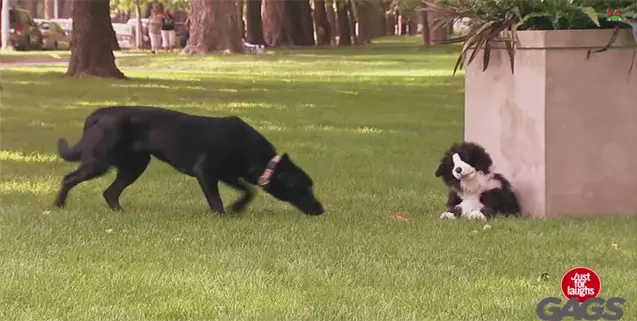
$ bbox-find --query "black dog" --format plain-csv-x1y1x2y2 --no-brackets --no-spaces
434,142,520,220
53,106,324,215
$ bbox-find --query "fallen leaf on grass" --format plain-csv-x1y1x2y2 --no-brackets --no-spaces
42,210,51,215
537,272,550,282
391,213,409,222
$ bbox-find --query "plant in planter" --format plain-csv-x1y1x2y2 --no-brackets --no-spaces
422,0,637,218
422,0,636,73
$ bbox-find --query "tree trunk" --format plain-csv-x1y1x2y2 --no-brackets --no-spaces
135,0,143,49
421,5,431,46
66,0,126,79
61,0,73,18
346,1,357,45
353,0,372,44
407,19,417,35
397,13,406,35
45,0,54,18
313,0,330,46
262,0,292,47
325,0,336,45
384,12,394,36
286,0,313,46
180,0,244,55
238,0,245,39
428,9,449,43
245,0,264,44
335,0,351,46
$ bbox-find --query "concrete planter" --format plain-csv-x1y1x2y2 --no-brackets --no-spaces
464,29,637,218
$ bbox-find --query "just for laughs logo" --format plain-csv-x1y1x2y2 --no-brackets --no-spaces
536,267,625,321
564,268,598,298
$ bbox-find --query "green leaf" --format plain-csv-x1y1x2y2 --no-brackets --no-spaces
580,6,600,27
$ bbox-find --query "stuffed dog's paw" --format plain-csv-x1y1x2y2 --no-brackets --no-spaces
464,210,487,220
440,212,456,220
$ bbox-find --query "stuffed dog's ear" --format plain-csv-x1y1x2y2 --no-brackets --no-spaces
435,163,445,177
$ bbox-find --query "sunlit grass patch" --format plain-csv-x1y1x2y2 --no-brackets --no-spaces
0,150,59,163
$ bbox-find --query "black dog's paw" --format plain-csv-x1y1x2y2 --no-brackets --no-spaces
224,205,245,214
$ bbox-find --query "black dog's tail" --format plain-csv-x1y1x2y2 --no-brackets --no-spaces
57,138,82,162
56,110,105,162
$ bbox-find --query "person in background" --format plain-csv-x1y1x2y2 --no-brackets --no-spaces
161,8,176,51
147,9,164,54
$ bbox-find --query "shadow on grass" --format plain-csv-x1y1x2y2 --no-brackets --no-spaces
1,68,463,114
0,58,464,155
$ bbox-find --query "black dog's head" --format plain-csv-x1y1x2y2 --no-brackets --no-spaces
434,142,493,188
259,153,324,215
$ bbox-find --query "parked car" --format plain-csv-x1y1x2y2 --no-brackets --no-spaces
112,23,135,49
126,18,150,49
0,7,43,50
34,19,71,50
48,18,73,37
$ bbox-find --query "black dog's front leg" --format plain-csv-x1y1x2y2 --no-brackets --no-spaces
222,178,255,213
195,176,225,213
193,156,225,214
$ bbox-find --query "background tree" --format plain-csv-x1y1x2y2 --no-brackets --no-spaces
421,1,431,46
286,0,314,45
347,0,358,44
352,0,380,44
61,0,73,17
237,0,245,38
45,0,54,18
180,0,244,55
336,0,352,46
262,0,291,47
245,0,265,45
325,0,337,44
66,0,126,79
313,0,330,46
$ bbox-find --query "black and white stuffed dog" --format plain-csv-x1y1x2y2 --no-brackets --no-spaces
434,142,521,220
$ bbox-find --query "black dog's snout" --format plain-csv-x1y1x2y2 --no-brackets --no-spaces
455,167,462,174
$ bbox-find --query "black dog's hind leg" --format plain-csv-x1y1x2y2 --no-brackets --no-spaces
102,153,151,211
221,178,255,213
193,155,225,214
54,162,111,208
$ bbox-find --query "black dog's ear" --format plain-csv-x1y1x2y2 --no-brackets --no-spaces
435,163,445,177
280,153,291,164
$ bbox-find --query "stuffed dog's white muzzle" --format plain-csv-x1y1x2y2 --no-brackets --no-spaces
452,153,475,180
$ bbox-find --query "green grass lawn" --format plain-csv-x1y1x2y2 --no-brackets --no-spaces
0,50,71,62
1,37,636,321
